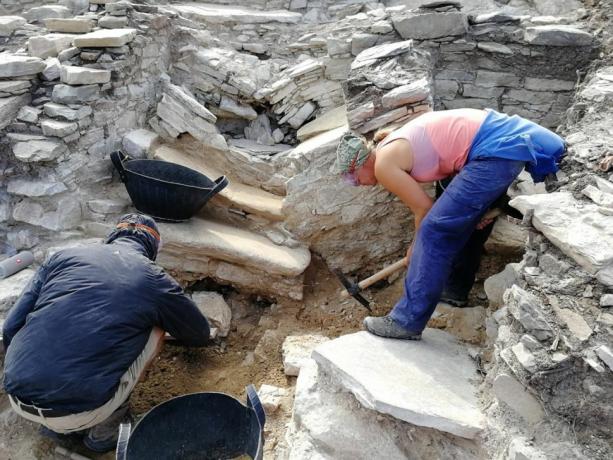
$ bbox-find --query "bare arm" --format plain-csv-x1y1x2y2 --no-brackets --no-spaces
374,142,434,232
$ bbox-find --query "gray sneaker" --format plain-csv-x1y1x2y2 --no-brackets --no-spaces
363,315,422,340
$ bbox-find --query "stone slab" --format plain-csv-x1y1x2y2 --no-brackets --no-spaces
524,25,593,47
297,105,347,141
0,16,27,37
393,11,468,40
171,4,302,25
312,330,485,439
60,65,111,85
122,129,158,159
510,192,613,273
73,28,137,48
191,291,232,337
44,18,94,34
282,334,330,376
493,373,545,424
0,94,31,130
28,34,77,59
0,55,45,78
158,218,310,277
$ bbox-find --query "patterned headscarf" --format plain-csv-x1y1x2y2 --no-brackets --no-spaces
334,132,370,174
105,213,161,261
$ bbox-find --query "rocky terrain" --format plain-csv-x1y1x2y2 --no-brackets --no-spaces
0,0,611,459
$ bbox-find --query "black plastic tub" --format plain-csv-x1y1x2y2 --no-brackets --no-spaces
111,151,228,222
116,386,265,460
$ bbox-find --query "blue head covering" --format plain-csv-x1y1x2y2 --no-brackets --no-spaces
105,213,160,261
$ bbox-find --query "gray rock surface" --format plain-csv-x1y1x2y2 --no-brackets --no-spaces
493,373,545,424
0,55,45,78
504,285,553,341
60,66,110,85
282,334,330,376
393,11,468,39
191,291,232,337
312,330,485,439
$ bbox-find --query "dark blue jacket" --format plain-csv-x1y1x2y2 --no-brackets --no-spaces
2,237,210,413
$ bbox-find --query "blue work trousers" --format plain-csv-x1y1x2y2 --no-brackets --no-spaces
390,158,525,333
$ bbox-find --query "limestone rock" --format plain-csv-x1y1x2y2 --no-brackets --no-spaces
493,373,545,424
44,102,91,121
312,330,485,439
0,269,35,313
0,55,45,78
42,57,62,81
486,218,527,252
392,11,468,40
257,384,287,413
297,105,347,141
12,138,67,162
506,437,548,460
504,286,553,341
60,66,111,85
244,114,275,146
381,77,430,109
44,18,94,34
595,345,613,371
28,34,77,59
7,179,67,197
86,199,127,215
601,293,613,307
16,105,40,123
122,129,158,159
524,25,593,47
219,96,257,120
98,16,129,29
0,95,32,130
23,6,72,23
288,359,480,460
510,192,613,274
553,306,593,342
191,291,232,337
0,80,32,97
73,28,137,48
484,263,521,308
0,16,26,37
41,119,78,137
171,4,302,25
511,342,538,373
282,334,329,376
52,84,100,104
59,0,90,15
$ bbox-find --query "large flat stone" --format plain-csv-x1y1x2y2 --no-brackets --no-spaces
0,16,27,37
158,218,310,277
510,192,613,273
312,330,485,439
28,34,77,59
0,55,45,78
392,11,468,40
44,18,94,34
171,4,302,25
524,25,593,47
60,65,111,85
73,28,137,48
297,105,347,142
23,5,72,23
12,138,67,162
0,95,31,130
52,84,100,104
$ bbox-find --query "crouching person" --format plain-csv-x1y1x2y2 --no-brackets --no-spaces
2,213,210,453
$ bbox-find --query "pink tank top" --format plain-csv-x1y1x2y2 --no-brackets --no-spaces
377,109,487,182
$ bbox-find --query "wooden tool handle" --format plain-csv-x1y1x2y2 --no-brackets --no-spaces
358,257,408,290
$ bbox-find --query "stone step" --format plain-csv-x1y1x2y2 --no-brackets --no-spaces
153,144,285,222
157,217,311,300
311,330,486,439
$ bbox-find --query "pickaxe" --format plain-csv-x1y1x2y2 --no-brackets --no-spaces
333,257,408,311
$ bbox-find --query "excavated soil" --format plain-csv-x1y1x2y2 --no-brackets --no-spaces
0,248,518,460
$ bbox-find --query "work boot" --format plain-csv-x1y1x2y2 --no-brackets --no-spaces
363,315,421,340
39,426,84,443
83,401,132,453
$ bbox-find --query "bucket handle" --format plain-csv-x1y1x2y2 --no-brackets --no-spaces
213,176,229,195
110,151,129,183
246,384,266,429
115,422,132,460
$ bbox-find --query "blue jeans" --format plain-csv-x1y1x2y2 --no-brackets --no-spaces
390,158,525,333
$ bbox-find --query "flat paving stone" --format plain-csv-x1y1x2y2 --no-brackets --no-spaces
73,28,137,48
312,330,485,439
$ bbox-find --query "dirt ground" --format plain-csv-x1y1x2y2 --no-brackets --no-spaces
0,247,520,460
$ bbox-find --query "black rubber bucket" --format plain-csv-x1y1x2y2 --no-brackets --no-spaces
116,385,265,460
110,151,228,222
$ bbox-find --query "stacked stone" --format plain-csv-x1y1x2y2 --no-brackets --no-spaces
344,40,433,134
1,2,173,249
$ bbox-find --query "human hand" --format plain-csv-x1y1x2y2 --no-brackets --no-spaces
476,217,494,230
